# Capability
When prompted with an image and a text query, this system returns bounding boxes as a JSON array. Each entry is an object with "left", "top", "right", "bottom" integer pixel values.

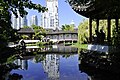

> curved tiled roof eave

[{"left": 68, "top": 0, "right": 120, "bottom": 19}]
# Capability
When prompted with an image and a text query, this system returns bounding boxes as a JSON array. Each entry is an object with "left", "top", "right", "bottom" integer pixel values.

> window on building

[
  {"left": 66, "top": 34, "right": 69, "bottom": 37},
  {"left": 74, "top": 34, "right": 76, "bottom": 38}
]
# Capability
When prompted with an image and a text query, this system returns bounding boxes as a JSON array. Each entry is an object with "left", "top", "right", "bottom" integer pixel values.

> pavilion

[{"left": 68, "top": 0, "right": 120, "bottom": 45}]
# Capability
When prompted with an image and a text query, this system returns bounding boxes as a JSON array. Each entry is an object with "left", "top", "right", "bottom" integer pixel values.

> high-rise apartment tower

[
  {"left": 41, "top": 0, "right": 59, "bottom": 30},
  {"left": 31, "top": 15, "right": 38, "bottom": 26},
  {"left": 12, "top": 13, "right": 27, "bottom": 29},
  {"left": 21, "top": 16, "right": 27, "bottom": 27}
]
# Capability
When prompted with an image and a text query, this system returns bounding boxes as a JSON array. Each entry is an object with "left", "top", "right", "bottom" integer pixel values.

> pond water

[
  {"left": 9, "top": 46, "right": 89, "bottom": 80},
  {"left": 10, "top": 54, "right": 89, "bottom": 80},
  {"left": 1, "top": 45, "right": 120, "bottom": 80}
]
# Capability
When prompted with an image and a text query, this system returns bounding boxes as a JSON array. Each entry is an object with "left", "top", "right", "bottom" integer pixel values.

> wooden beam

[
  {"left": 115, "top": 18, "right": 119, "bottom": 43},
  {"left": 96, "top": 19, "right": 99, "bottom": 31},
  {"left": 107, "top": 18, "right": 111, "bottom": 43},
  {"left": 115, "top": 18, "right": 118, "bottom": 32},
  {"left": 89, "top": 18, "right": 92, "bottom": 43}
]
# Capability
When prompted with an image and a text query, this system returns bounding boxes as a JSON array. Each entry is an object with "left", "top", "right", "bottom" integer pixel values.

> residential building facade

[
  {"left": 12, "top": 13, "right": 27, "bottom": 29},
  {"left": 21, "top": 16, "right": 27, "bottom": 27},
  {"left": 41, "top": 0, "right": 59, "bottom": 30},
  {"left": 31, "top": 15, "right": 38, "bottom": 26}
]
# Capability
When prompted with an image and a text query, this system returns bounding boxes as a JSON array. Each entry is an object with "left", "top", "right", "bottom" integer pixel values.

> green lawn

[{"left": 71, "top": 43, "right": 88, "bottom": 49}]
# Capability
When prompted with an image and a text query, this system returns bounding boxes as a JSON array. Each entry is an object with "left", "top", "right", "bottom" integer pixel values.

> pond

[{"left": 1, "top": 45, "right": 120, "bottom": 80}]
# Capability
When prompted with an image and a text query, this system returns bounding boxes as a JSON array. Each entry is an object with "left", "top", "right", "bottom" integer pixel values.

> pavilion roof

[
  {"left": 46, "top": 30, "right": 78, "bottom": 35},
  {"left": 68, "top": 0, "right": 120, "bottom": 19},
  {"left": 17, "top": 28, "right": 34, "bottom": 34}
]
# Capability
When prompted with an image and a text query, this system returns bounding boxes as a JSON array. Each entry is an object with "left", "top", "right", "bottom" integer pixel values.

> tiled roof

[
  {"left": 17, "top": 28, "right": 78, "bottom": 35},
  {"left": 68, "top": 0, "right": 120, "bottom": 19},
  {"left": 46, "top": 30, "right": 78, "bottom": 35},
  {"left": 17, "top": 28, "right": 34, "bottom": 34}
]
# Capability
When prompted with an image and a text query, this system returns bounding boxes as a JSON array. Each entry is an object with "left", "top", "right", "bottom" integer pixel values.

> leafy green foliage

[
  {"left": 20, "top": 25, "right": 46, "bottom": 40},
  {"left": 23, "top": 26, "right": 30, "bottom": 29},
  {"left": 6, "top": 55, "right": 17, "bottom": 64},
  {"left": 78, "top": 19, "right": 89, "bottom": 44},
  {"left": 36, "top": 41, "right": 44, "bottom": 46},
  {"left": 0, "top": 0, "right": 47, "bottom": 18},
  {"left": 0, "top": 0, "right": 47, "bottom": 47},
  {"left": 78, "top": 19, "right": 118, "bottom": 44},
  {"left": 21, "top": 35, "right": 29, "bottom": 39},
  {"left": 61, "top": 24, "right": 74, "bottom": 31},
  {"left": 111, "top": 19, "right": 120, "bottom": 46},
  {"left": 31, "top": 25, "right": 46, "bottom": 40}
]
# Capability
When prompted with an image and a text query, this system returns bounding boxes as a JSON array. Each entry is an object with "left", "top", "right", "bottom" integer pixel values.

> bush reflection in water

[{"left": 79, "top": 49, "right": 120, "bottom": 80}]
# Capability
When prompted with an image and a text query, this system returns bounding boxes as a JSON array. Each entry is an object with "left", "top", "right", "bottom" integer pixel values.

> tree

[
  {"left": 31, "top": 25, "right": 46, "bottom": 40},
  {"left": 78, "top": 19, "right": 108, "bottom": 44},
  {"left": 23, "top": 26, "right": 30, "bottom": 29},
  {"left": 78, "top": 19, "right": 119, "bottom": 44},
  {"left": 78, "top": 19, "right": 89, "bottom": 44},
  {"left": 21, "top": 35, "right": 29, "bottom": 39},
  {"left": 61, "top": 24, "right": 74, "bottom": 31},
  {"left": 0, "top": 0, "right": 47, "bottom": 48}
]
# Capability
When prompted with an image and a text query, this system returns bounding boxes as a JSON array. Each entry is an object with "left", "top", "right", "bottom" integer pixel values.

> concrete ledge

[{"left": 88, "top": 44, "right": 108, "bottom": 52}]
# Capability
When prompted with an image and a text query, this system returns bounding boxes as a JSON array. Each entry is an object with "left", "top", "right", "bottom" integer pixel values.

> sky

[{"left": 27, "top": 0, "right": 87, "bottom": 27}]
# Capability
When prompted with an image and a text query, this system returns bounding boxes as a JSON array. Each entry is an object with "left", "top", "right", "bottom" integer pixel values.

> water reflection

[
  {"left": 79, "top": 49, "right": 120, "bottom": 80},
  {"left": 14, "top": 59, "right": 28, "bottom": 70},
  {"left": 13, "top": 54, "right": 60, "bottom": 80},
  {"left": 8, "top": 73, "right": 23, "bottom": 80},
  {"left": 9, "top": 46, "right": 90, "bottom": 80},
  {"left": 2, "top": 46, "right": 120, "bottom": 80},
  {"left": 26, "top": 45, "right": 78, "bottom": 53},
  {"left": 0, "top": 63, "right": 21, "bottom": 80},
  {"left": 42, "top": 54, "right": 59, "bottom": 80}
]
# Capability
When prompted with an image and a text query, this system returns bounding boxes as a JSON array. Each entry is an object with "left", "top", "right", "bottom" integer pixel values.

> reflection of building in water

[
  {"left": 42, "top": 54, "right": 60, "bottom": 80},
  {"left": 14, "top": 59, "right": 28, "bottom": 70}
]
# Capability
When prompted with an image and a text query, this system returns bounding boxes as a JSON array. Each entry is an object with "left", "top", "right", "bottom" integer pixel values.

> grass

[{"left": 71, "top": 43, "right": 88, "bottom": 49}]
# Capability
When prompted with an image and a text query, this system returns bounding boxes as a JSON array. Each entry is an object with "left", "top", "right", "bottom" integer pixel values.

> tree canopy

[
  {"left": 0, "top": 0, "right": 47, "bottom": 48},
  {"left": 78, "top": 19, "right": 119, "bottom": 44},
  {"left": 31, "top": 25, "right": 46, "bottom": 40},
  {"left": 21, "top": 25, "right": 46, "bottom": 40},
  {"left": 61, "top": 24, "right": 74, "bottom": 31},
  {"left": 0, "top": 0, "right": 47, "bottom": 17}
]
